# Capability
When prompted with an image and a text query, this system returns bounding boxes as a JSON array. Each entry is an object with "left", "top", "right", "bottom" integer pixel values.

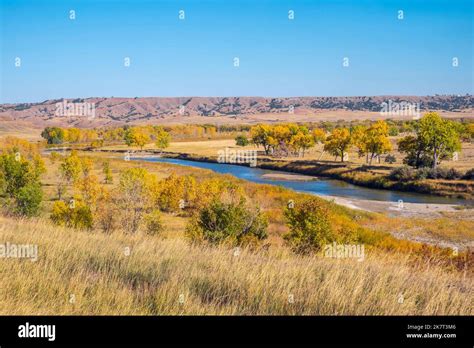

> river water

[{"left": 134, "top": 157, "right": 470, "bottom": 205}]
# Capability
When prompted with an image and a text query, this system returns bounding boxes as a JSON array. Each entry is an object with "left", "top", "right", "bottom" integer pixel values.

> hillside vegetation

[{"left": 0, "top": 216, "right": 472, "bottom": 315}]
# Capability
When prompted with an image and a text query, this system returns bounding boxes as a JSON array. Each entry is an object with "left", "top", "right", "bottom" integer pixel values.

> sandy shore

[
  {"left": 320, "top": 194, "right": 461, "bottom": 218},
  {"left": 261, "top": 173, "right": 317, "bottom": 181},
  {"left": 259, "top": 171, "right": 466, "bottom": 218}
]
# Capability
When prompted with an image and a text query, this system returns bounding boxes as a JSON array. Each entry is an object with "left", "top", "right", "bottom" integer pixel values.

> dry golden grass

[
  {"left": 0, "top": 216, "right": 472, "bottom": 315},
  {"left": 363, "top": 215, "right": 474, "bottom": 250}
]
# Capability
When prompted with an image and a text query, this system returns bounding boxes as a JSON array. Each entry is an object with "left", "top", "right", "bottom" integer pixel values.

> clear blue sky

[{"left": 0, "top": 0, "right": 472, "bottom": 103}]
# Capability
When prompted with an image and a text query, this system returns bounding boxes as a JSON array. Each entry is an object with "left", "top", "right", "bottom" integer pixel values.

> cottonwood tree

[
  {"left": 41, "top": 127, "right": 65, "bottom": 145},
  {"left": 323, "top": 128, "right": 352, "bottom": 162},
  {"left": 59, "top": 151, "right": 82, "bottom": 185},
  {"left": 398, "top": 112, "right": 460, "bottom": 169},
  {"left": 353, "top": 120, "right": 392, "bottom": 164},
  {"left": 153, "top": 127, "right": 171, "bottom": 153},
  {"left": 0, "top": 153, "right": 44, "bottom": 216},
  {"left": 250, "top": 124, "right": 274, "bottom": 155},
  {"left": 118, "top": 167, "right": 156, "bottom": 233},
  {"left": 124, "top": 127, "right": 150, "bottom": 150},
  {"left": 418, "top": 112, "right": 460, "bottom": 169}
]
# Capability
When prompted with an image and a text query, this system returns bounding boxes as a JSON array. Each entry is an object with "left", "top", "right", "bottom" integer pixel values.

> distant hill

[{"left": 0, "top": 95, "right": 472, "bottom": 129}]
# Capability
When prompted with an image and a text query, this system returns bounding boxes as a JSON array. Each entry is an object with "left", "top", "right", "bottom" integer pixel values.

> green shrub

[
  {"left": 424, "top": 167, "right": 461, "bottom": 180},
  {"left": 144, "top": 210, "right": 163, "bottom": 235},
  {"left": 414, "top": 167, "right": 431, "bottom": 180},
  {"left": 284, "top": 197, "right": 338, "bottom": 254},
  {"left": 13, "top": 183, "right": 43, "bottom": 217},
  {"left": 186, "top": 198, "right": 267, "bottom": 246},
  {"left": 463, "top": 168, "right": 474, "bottom": 180},
  {"left": 389, "top": 166, "right": 416, "bottom": 181},
  {"left": 0, "top": 153, "right": 44, "bottom": 216},
  {"left": 444, "top": 168, "right": 462, "bottom": 180},
  {"left": 384, "top": 154, "right": 396, "bottom": 164},
  {"left": 388, "top": 127, "right": 399, "bottom": 136},
  {"left": 235, "top": 135, "right": 249, "bottom": 147},
  {"left": 50, "top": 200, "right": 93, "bottom": 230}
]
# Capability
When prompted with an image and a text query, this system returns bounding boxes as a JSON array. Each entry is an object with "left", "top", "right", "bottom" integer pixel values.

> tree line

[{"left": 245, "top": 112, "right": 465, "bottom": 169}]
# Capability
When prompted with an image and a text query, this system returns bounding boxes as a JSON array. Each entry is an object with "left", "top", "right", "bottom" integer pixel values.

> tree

[
  {"left": 312, "top": 128, "right": 326, "bottom": 144},
  {"left": 397, "top": 135, "right": 432, "bottom": 168},
  {"left": 50, "top": 199, "right": 93, "bottom": 230},
  {"left": 354, "top": 121, "right": 392, "bottom": 164},
  {"left": 102, "top": 161, "right": 113, "bottom": 184},
  {"left": 155, "top": 174, "right": 198, "bottom": 214},
  {"left": 124, "top": 127, "right": 150, "bottom": 150},
  {"left": 250, "top": 125, "right": 274, "bottom": 155},
  {"left": 65, "top": 128, "right": 81, "bottom": 143},
  {"left": 290, "top": 131, "right": 314, "bottom": 157},
  {"left": 323, "top": 128, "right": 352, "bottom": 162},
  {"left": 41, "top": 127, "right": 65, "bottom": 145},
  {"left": 235, "top": 135, "right": 249, "bottom": 147},
  {"left": 14, "top": 183, "right": 43, "bottom": 217},
  {"left": 118, "top": 167, "right": 156, "bottom": 233},
  {"left": 398, "top": 113, "right": 461, "bottom": 169},
  {"left": 74, "top": 174, "right": 103, "bottom": 208},
  {"left": 80, "top": 157, "right": 93, "bottom": 177},
  {"left": 0, "top": 153, "right": 44, "bottom": 216},
  {"left": 153, "top": 127, "right": 171, "bottom": 153},
  {"left": 59, "top": 152, "right": 82, "bottom": 185},
  {"left": 418, "top": 112, "right": 461, "bottom": 169}
]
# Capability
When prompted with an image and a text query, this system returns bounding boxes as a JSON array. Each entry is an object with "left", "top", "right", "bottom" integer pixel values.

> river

[{"left": 133, "top": 157, "right": 470, "bottom": 205}]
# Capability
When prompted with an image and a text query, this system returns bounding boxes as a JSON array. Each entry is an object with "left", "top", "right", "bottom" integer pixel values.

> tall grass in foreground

[{"left": 0, "top": 216, "right": 472, "bottom": 315}]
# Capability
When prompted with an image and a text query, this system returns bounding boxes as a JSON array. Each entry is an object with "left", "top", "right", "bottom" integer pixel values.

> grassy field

[{"left": 1, "top": 216, "right": 472, "bottom": 315}]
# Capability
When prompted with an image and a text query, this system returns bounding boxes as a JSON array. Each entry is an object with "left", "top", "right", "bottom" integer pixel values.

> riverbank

[
  {"left": 88, "top": 147, "right": 474, "bottom": 200},
  {"left": 79, "top": 149, "right": 474, "bottom": 250},
  {"left": 146, "top": 150, "right": 474, "bottom": 201}
]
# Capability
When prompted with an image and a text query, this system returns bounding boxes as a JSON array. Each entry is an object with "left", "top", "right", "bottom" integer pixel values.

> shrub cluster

[
  {"left": 0, "top": 144, "right": 45, "bottom": 217},
  {"left": 389, "top": 166, "right": 463, "bottom": 181},
  {"left": 186, "top": 197, "right": 268, "bottom": 246},
  {"left": 283, "top": 197, "right": 356, "bottom": 254}
]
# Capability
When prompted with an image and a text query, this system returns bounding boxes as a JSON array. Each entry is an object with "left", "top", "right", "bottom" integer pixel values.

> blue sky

[{"left": 0, "top": 0, "right": 472, "bottom": 103}]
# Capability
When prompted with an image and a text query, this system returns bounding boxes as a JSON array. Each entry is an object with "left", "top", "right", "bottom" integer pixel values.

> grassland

[{"left": 1, "top": 215, "right": 472, "bottom": 315}]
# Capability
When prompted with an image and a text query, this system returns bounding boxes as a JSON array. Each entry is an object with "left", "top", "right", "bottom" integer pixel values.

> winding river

[{"left": 134, "top": 157, "right": 470, "bottom": 205}]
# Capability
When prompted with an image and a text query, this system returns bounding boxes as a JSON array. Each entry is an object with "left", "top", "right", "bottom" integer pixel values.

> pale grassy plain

[{"left": 0, "top": 216, "right": 472, "bottom": 315}]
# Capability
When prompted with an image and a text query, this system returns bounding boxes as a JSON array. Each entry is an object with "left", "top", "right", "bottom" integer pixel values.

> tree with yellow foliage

[
  {"left": 323, "top": 128, "right": 352, "bottom": 162},
  {"left": 352, "top": 121, "right": 392, "bottom": 164},
  {"left": 118, "top": 167, "right": 156, "bottom": 233},
  {"left": 59, "top": 151, "right": 82, "bottom": 185},
  {"left": 153, "top": 126, "right": 171, "bottom": 153},
  {"left": 124, "top": 127, "right": 150, "bottom": 150},
  {"left": 250, "top": 125, "right": 274, "bottom": 155}
]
